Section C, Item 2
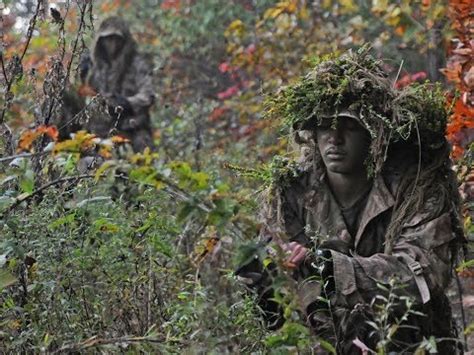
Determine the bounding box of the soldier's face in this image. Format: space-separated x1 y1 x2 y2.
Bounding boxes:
315 116 370 175
100 35 125 58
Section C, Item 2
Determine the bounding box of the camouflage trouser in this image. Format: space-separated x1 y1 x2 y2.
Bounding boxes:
309 302 376 354
308 294 462 354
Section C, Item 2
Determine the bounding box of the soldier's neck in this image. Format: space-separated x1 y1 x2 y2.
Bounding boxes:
326 171 372 209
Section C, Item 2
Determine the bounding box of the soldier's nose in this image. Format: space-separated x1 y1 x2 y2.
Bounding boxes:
327 128 344 145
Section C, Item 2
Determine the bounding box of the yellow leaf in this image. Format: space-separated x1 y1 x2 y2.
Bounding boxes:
192 227 220 265
339 0 358 14
371 0 388 14
94 161 114 182
285 1 297 13
385 6 401 26
225 19 245 37
264 6 284 20
322 0 332 10
299 5 310 20
53 131 97 155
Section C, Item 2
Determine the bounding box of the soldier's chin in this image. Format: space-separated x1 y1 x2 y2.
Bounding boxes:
324 162 352 174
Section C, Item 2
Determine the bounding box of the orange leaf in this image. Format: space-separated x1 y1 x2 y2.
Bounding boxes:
111 135 130 144
77 84 97 97
451 145 464 160
37 125 59 141
192 227 220 266
18 130 41 152
17 125 59 152
394 26 406 36
98 146 112 159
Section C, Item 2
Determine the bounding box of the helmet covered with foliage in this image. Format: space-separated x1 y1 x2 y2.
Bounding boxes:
266 47 450 176
264 47 464 255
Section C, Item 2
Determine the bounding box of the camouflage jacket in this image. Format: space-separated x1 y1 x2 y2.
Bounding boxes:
243 162 461 353
86 17 155 151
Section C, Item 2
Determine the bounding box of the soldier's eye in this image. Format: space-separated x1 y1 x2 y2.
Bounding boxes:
344 119 362 131
318 118 332 130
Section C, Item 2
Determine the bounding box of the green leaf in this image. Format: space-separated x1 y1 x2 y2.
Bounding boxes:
150 234 173 257
0 269 17 290
48 213 76 229
318 338 336 354
177 202 197 222
457 258 474 272
19 169 34 194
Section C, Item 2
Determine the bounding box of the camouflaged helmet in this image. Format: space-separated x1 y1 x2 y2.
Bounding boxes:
266 47 450 175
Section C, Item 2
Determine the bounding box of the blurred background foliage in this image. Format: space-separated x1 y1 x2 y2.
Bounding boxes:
0 0 472 352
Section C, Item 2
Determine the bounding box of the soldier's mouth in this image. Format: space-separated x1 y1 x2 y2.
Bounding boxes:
325 148 346 159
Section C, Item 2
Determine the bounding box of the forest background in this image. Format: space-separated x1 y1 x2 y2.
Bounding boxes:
0 0 472 353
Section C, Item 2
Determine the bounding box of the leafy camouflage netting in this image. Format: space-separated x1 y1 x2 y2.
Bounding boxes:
265 46 450 175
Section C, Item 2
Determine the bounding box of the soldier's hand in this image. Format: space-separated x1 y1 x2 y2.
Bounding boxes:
281 241 309 269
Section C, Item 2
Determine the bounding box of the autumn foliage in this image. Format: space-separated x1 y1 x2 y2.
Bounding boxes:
442 0 474 160
0 1 472 353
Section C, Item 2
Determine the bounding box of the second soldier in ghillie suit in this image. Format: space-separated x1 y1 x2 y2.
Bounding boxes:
82 16 155 151
237 48 465 353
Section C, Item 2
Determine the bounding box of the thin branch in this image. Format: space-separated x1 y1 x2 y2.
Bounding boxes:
1 174 95 217
53 335 168 353
0 0 42 125
393 59 404 87
0 54 9 84
64 1 89 85
0 151 49 163
20 1 42 62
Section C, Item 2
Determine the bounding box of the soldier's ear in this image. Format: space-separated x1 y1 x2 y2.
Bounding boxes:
294 130 315 145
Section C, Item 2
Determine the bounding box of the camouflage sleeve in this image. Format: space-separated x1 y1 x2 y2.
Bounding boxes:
279 172 313 246
329 211 455 308
126 55 155 111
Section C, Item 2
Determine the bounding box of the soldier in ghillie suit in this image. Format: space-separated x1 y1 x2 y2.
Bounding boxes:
81 16 155 151
236 48 465 353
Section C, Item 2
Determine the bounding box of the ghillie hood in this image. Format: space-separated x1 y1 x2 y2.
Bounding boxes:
266 47 450 176
91 16 137 93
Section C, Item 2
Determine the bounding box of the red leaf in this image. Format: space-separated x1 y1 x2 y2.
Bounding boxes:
218 62 231 73
217 85 239 100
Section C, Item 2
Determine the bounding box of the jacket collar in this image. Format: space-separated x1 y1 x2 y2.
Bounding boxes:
353 174 394 247
305 173 394 247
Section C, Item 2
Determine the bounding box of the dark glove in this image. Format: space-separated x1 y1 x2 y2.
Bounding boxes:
235 256 268 288
319 239 352 255
107 94 134 117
